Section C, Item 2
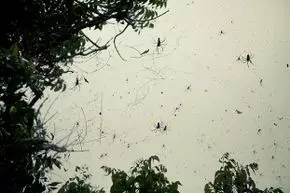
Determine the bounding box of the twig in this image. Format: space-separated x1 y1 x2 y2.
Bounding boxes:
43 94 61 123
113 24 129 61
98 93 104 143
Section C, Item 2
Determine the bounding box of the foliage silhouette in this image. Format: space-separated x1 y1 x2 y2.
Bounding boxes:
0 0 168 192
101 155 181 193
58 166 105 193
204 153 284 193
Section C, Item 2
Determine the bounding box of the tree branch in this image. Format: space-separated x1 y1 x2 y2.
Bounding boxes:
113 24 129 61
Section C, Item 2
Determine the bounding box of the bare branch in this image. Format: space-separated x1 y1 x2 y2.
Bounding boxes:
113 24 129 61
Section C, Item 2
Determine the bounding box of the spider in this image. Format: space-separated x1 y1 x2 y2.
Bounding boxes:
259 78 263 86
152 121 161 132
151 121 168 134
153 37 166 54
73 76 81 90
235 109 242 114
245 54 254 66
236 55 242 62
72 75 89 90
162 125 168 134
238 53 254 67
186 84 192 92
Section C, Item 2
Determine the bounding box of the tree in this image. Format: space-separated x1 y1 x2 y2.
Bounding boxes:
204 153 284 193
101 155 181 193
57 166 105 193
0 0 168 192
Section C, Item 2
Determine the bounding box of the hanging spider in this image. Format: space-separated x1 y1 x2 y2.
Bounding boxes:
245 54 254 66
152 121 161 132
236 53 254 67
186 84 192 92
72 75 89 90
219 30 225 35
259 78 263 86
153 37 166 54
235 109 242 114
83 76 89 83
73 76 81 90
151 121 168 134
162 125 168 134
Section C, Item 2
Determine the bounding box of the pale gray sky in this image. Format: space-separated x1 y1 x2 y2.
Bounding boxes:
43 0 290 192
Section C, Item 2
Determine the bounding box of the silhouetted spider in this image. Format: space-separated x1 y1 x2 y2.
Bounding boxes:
245 54 254 66
237 53 254 67
151 121 168 134
152 121 161 132
219 30 225 35
72 75 89 90
153 37 166 54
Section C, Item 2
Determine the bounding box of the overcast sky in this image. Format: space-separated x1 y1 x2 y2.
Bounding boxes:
43 0 290 192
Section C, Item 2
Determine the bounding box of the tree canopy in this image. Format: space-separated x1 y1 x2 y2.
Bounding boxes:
59 155 181 193
0 0 168 192
58 154 284 193
204 153 284 193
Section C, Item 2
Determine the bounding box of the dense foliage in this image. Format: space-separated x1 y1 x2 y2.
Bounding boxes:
60 155 181 193
58 166 105 193
0 0 168 192
101 155 181 193
204 153 284 193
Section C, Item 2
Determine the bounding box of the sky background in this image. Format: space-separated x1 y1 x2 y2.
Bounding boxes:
42 0 290 192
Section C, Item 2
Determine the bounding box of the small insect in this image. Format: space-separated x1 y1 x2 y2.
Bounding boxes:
259 78 263 86
257 129 262 134
271 155 275 160
186 84 192 91
274 142 278 148
278 116 283 120
83 76 89 83
287 64 289 68
235 109 242 114
273 123 277 126
99 153 108 159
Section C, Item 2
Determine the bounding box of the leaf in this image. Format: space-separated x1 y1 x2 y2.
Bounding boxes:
10 43 19 57
48 182 62 187
54 159 62 169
